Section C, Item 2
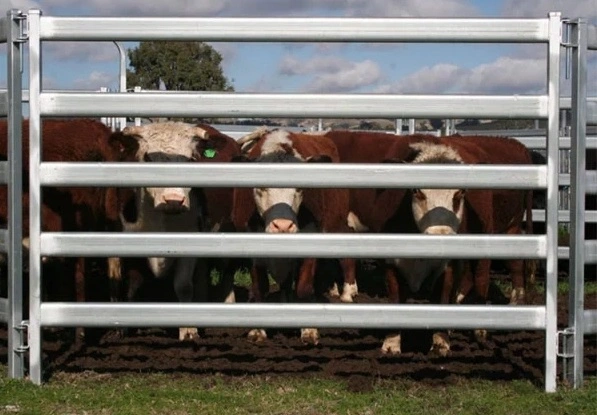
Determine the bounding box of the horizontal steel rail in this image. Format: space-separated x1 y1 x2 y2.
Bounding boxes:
532 209 597 223
0 297 7 323
40 302 547 330
40 232 546 259
0 16 7 43
0 90 7 116
39 17 549 43
0 161 8 185
513 136 597 149
0 229 7 253
560 97 597 124
588 24 597 50
558 242 597 263
40 162 547 189
40 92 549 119
559 172 597 193
585 310 597 334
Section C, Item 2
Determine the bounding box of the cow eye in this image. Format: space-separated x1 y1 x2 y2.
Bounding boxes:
453 189 466 200
412 189 426 200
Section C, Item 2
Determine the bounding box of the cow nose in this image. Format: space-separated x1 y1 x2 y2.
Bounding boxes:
269 218 297 233
162 193 186 207
165 199 185 209
424 225 456 235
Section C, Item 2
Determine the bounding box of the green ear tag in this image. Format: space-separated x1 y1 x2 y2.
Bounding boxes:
203 148 216 158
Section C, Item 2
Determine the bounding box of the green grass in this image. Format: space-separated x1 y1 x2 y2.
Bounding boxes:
0 368 595 415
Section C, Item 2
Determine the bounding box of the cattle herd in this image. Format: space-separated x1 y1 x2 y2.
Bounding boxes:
0 117 558 356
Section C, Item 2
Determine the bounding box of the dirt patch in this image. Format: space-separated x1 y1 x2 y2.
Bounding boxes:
1 273 595 389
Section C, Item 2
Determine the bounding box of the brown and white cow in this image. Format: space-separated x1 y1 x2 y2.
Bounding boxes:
322 130 533 354
0 118 132 340
231 127 356 345
111 121 242 341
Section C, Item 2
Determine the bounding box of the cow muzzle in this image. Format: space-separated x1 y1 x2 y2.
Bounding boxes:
155 191 189 214
417 206 460 235
263 203 298 233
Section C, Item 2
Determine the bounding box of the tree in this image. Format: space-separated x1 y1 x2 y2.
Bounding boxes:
127 41 234 92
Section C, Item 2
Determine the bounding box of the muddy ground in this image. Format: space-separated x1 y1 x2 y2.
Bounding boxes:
0 264 596 391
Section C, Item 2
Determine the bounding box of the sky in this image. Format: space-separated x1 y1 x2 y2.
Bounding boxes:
0 0 596 101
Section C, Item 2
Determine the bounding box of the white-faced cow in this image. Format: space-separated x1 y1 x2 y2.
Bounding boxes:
111 121 240 341
323 130 533 355
231 128 356 345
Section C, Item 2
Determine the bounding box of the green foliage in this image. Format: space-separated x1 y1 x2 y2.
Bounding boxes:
127 41 234 92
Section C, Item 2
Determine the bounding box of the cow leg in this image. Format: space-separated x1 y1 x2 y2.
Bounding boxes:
172 258 201 341
107 257 122 303
74 257 86 343
382 265 401 355
472 259 491 343
507 258 526 305
247 263 270 343
430 263 455 357
339 258 358 303
296 258 320 345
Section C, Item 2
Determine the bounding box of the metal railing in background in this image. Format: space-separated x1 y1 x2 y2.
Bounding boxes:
562 19 597 389
0 9 25 380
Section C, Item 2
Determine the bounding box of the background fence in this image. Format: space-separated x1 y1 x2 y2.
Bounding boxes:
0 9 588 392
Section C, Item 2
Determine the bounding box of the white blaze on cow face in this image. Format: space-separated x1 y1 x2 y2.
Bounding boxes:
409 142 466 235
252 130 305 234
121 122 209 214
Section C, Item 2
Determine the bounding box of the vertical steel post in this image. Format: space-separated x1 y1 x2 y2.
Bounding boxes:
6 8 24 379
395 118 403 135
27 9 43 385
544 12 561 393
565 19 587 389
113 41 127 131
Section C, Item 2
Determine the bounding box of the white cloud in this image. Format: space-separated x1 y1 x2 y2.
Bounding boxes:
7 0 478 18
277 55 384 92
43 42 127 64
376 63 466 93
302 60 383 93
377 57 547 94
501 0 597 22
67 70 115 90
279 55 350 76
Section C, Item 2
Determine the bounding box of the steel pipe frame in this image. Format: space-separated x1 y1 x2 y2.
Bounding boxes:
25 11 563 392
4 8 25 380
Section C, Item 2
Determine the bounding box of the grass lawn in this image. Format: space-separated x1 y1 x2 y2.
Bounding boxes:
1 367 596 415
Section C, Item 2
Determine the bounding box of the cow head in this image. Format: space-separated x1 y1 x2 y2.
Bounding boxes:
234 129 332 234
110 122 211 216
407 142 466 235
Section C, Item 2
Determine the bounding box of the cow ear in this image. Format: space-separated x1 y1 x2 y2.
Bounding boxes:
109 130 140 160
231 154 252 162
306 155 333 163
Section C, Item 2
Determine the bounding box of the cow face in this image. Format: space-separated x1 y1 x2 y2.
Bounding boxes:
408 142 466 235
232 145 331 233
143 151 194 214
411 188 465 235
250 152 305 234
112 122 211 214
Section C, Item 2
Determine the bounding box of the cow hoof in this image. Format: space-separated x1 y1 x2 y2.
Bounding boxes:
340 282 358 303
381 334 401 355
224 289 236 304
247 329 267 343
300 328 320 345
429 332 450 357
328 282 340 298
509 288 526 305
179 327 199 341
474 329 488 343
